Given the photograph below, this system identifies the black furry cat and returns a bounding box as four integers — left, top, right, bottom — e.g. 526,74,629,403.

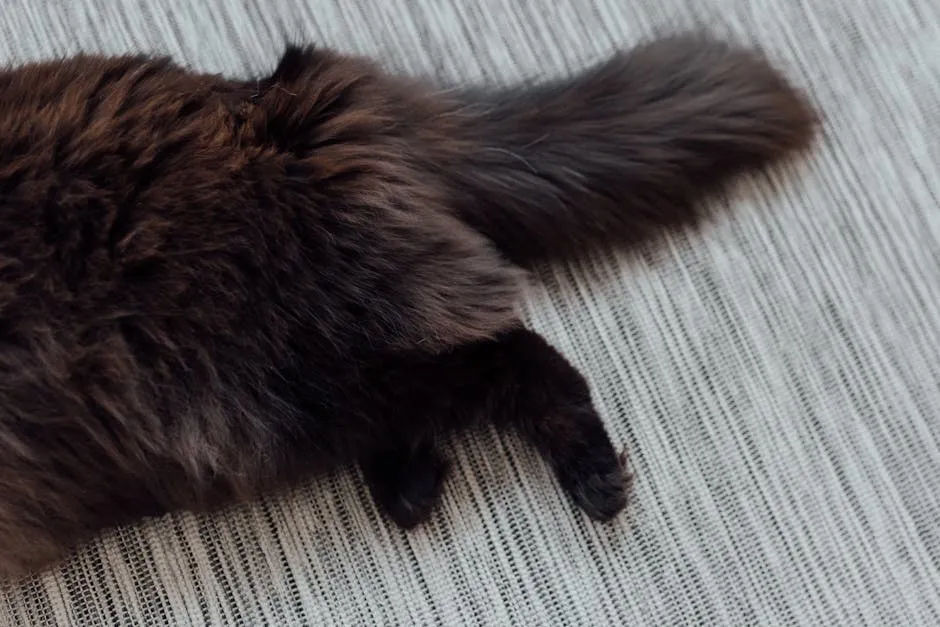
0,33,815,578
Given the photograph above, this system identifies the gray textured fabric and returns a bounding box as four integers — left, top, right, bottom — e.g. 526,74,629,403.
1,0,939,625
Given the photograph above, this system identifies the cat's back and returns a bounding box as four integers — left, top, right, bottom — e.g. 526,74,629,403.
0,47,523,395
0,54,250,271
0,53,310,391
0,52,245,183
0,53,288,316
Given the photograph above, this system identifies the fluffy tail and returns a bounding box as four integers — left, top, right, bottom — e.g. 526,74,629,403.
438,34,817,265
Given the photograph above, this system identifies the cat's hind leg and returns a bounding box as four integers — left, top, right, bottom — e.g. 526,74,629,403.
360,327,630,526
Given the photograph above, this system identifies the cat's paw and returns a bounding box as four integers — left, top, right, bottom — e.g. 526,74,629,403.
557,443,632,522
363,442,449,529
542,402,633,521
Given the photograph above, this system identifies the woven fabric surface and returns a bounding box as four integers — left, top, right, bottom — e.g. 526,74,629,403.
1,0,939,625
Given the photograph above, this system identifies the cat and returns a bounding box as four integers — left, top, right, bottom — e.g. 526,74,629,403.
0,33,815,579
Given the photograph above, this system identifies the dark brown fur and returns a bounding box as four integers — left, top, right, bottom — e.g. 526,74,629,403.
0,34,815,579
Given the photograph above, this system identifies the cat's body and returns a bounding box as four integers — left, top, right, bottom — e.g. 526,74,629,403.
0,35,814,578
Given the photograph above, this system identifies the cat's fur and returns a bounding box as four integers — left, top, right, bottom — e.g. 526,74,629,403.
0,34,815,579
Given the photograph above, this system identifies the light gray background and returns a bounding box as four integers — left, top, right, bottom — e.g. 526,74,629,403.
1,1,939,625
